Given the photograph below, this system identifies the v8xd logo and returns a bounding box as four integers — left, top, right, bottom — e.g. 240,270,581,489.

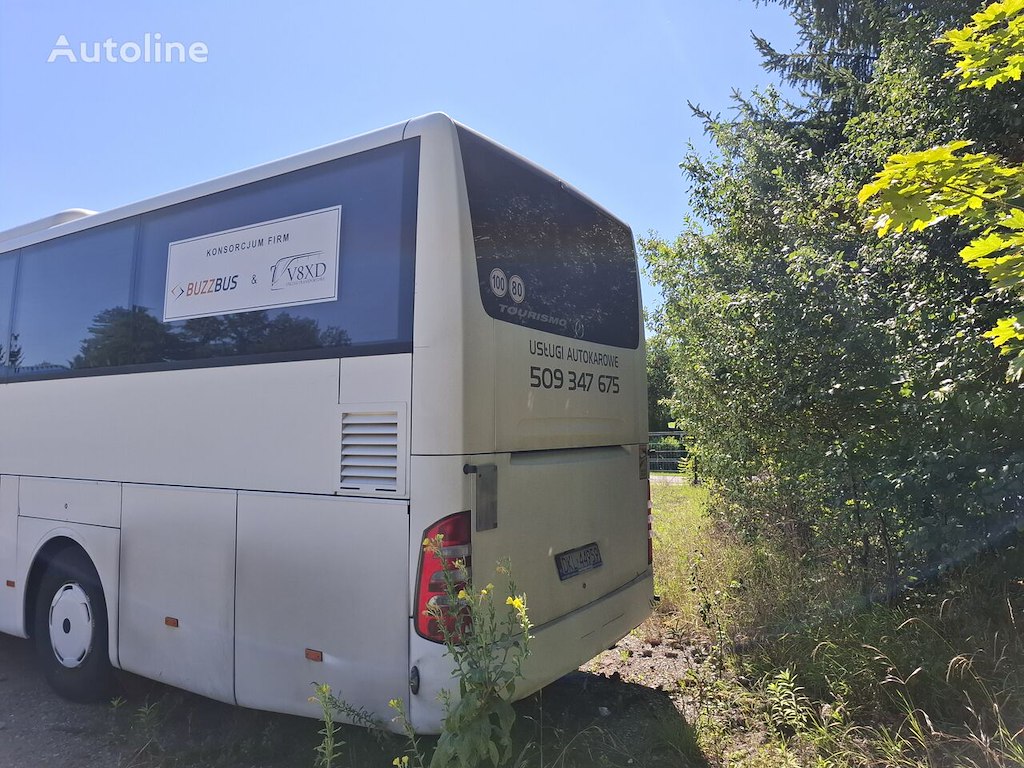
270,252,327,291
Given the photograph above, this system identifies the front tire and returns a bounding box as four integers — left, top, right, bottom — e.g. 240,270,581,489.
33,548,113,702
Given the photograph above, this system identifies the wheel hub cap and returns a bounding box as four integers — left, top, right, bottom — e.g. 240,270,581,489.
49,583,93,669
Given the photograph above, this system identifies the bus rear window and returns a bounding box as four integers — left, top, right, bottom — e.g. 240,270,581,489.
458,126,640,350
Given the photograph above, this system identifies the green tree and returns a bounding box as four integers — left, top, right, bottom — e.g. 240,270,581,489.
74,307,185,368
646,334,676,432
647,1,1024,600
180,311,350,358
750,0,965,151
859,0,1024,379
8,333,22,371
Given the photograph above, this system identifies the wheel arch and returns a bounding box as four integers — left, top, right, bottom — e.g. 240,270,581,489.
24,535,93,640
28,532,116,701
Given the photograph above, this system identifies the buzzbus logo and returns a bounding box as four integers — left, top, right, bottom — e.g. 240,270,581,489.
171,275,239,300
270,252,327,291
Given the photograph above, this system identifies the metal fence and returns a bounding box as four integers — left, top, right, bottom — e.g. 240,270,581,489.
648,431,696,481
647,434,688,468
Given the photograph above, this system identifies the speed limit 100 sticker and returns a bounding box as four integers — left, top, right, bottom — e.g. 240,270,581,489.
489,268,508,297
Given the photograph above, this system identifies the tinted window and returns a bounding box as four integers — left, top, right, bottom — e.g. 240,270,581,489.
133,139,419,364
458,127,640,349
11,222,135,376
0,252,17,375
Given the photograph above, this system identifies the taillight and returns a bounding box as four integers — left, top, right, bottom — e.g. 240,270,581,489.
415,511,472,643
646,481,653,565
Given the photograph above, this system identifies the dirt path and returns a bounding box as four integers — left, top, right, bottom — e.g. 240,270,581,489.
650,474,691,485
0,622,701,767
0,632,317,768
0,633,126,767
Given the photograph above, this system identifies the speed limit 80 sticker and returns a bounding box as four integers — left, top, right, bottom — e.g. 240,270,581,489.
509,275,525,304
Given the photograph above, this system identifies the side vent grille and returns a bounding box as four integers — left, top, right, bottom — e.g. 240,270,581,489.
341,411,400,493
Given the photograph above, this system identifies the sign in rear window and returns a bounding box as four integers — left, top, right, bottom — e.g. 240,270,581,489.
458,126,640,350
163,206,341,322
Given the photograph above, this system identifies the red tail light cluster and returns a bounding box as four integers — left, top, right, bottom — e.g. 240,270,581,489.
414,511,472,643
646,481,654,565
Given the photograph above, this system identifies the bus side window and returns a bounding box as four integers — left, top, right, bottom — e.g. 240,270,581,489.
0,252,16,378
10,222,135,376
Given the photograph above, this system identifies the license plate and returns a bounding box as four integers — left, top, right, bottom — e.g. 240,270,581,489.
555,542,603,582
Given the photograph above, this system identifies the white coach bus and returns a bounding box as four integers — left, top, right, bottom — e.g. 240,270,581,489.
0,113,652,733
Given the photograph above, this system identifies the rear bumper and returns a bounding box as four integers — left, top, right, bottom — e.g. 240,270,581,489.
407,569,653,733
515,569,654,698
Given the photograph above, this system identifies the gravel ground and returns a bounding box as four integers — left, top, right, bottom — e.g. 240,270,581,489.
0,633,317,768
0,633,126,767
0,614,698,768
0,480,699,768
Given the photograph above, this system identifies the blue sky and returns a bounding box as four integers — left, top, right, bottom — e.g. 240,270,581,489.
0,0,798,314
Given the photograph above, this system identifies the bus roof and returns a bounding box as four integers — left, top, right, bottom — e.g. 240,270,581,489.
0,115,415,252
0,112,627,253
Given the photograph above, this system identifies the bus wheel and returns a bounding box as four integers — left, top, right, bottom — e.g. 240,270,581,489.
32,548,113,702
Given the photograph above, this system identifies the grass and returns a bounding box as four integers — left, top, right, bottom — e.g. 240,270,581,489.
104,677,698,768
650,481,807,654
649,479,1024,767
84,477,1024,767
